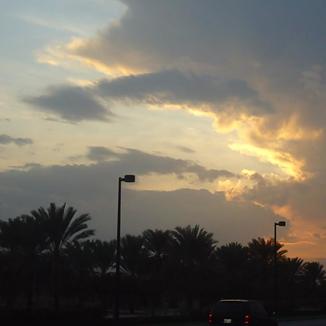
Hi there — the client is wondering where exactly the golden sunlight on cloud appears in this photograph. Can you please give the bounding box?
[66,78,95,87]
[217,170,258,201]
[211,109,262,134]
[189,106,261,134]
[145,102,310,183]
[217,178,245,201]
[257,114,323,142]
[229,143,306,180]
[37,38,140,77]
[278,118,322,141]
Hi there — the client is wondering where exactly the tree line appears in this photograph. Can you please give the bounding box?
[0,202,325,316]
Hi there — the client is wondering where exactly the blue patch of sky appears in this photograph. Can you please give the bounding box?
[0,0,125,93]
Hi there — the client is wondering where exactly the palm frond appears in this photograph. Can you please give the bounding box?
[71,229,95,242]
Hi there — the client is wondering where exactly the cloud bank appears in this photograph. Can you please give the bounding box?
[24,85,111,122]
[23,0,326,257]
[0,147,278,245]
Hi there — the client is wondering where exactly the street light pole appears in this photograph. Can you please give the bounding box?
[114,177,122,323]
[114,175,135,324]
[273,220,286,317]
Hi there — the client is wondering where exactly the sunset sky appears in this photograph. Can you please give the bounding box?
[1,0,326,260]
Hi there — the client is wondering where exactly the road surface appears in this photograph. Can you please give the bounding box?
[146,319,326,326]
[280,320,326,326]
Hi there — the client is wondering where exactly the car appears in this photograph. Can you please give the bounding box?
[208,299,278,326]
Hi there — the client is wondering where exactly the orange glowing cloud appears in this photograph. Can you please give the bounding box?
[271,204,326,258]
[37,38,141,77]
[229,142,306,180]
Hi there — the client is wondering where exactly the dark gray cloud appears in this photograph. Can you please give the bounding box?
[0,155,279,244]
[70,0,326,131]
[95,70,270,116]
[25,69,269,124]
[242,174,326,225]
[24,85,111,122]
[122,188,280,244]
[0,134,33,146]
[85,146,236,182]
[75,0,326,74]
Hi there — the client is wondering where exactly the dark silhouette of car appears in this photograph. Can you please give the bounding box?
[208,299,278,326]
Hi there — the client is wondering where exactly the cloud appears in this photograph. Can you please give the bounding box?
[28,1,326,257]
[38,1,326,180]
[95,69,270,116]
[242,175,326,225]
[87,146,118,162]
[176,145,195,154]
[62,1,326,132]
[24,85,111,122]
[231,172,326,257]
[0,155,279,245]
[122,188,279,245]
[85,146,236,182]
[69,0,326,75]
[9,163,42,170]
[24,69,269,124]
[0,134,33,146]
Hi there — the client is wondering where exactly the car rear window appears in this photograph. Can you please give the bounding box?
[213,301,248,314]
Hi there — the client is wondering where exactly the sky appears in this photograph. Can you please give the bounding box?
[1,0,326,260]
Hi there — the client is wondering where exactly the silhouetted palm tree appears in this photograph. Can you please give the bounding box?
[171,225,217,312]
[247,237,287,299]
[248,237,287,265]
[301,261,326,302]
[85,239,116,309]
[4,213,326,314]
[30,203,94,311]
[0,215,46,309]
[279,257,304,308]
[217,242,248,271]
[64,241,92,306]
[171,225,216,266]
[142,229,172,315]
[281,257,304,285]
[143,229,171,263]
[120,234,148,313]
[216,242,248,297]
[87,239,116,277]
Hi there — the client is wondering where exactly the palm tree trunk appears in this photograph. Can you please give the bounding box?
[26,255,37,311]
[52,249,60,312]
[26,271,34,311]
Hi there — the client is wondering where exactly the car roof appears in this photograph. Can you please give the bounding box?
[219,299,258,303]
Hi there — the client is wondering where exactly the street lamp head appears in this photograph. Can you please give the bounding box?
[277,221,286,227]
[123,174,136,183]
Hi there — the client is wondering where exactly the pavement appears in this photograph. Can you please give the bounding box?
[143,319,326,326]
[280,320,326,326]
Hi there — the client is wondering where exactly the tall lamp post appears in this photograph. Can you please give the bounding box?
[115,174,135,323]
[273,220,286,317]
